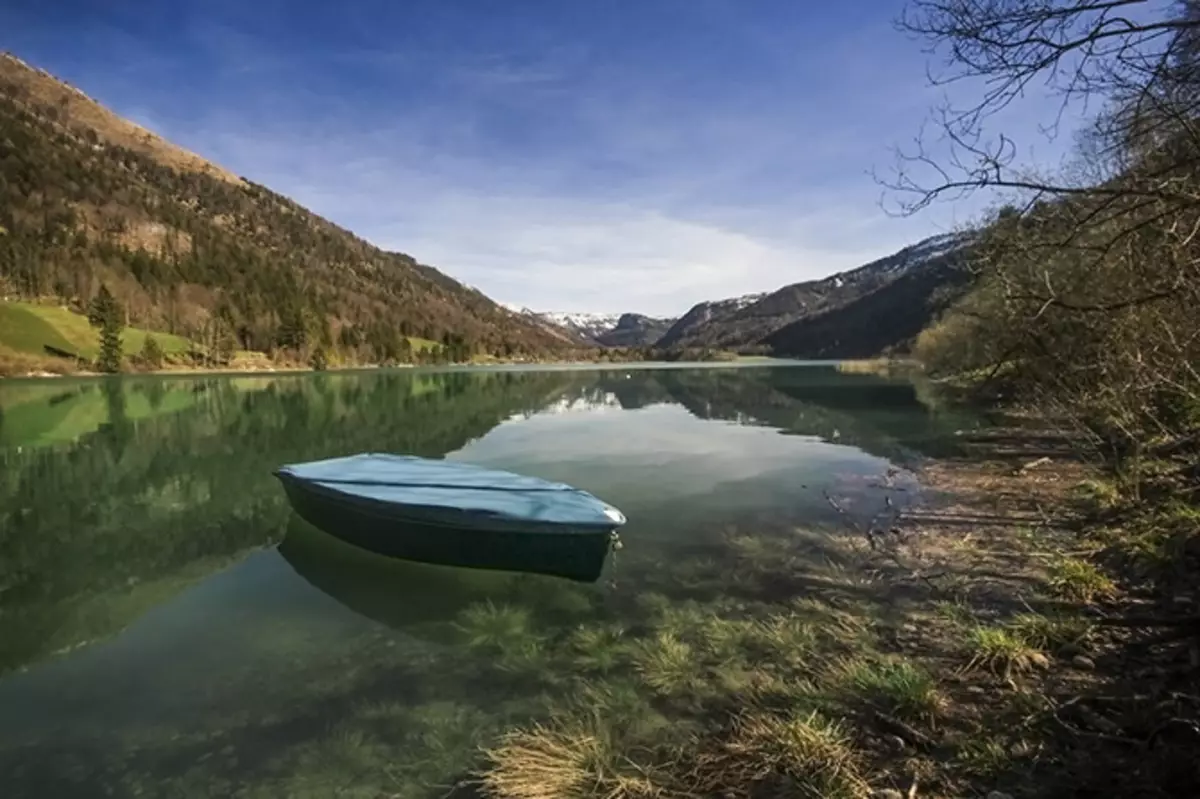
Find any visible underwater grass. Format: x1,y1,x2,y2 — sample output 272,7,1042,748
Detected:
742,614,819,668
692,710,871,799
631,631,707,699
567,624,632,674
455,601,538,651
479,710,668,799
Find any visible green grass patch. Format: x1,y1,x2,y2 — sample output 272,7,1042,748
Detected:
833,657,942,722
407,336,439,353
1047,557,1117,603
1074,478,1123,514
0,301,190,361
932,599,977,626
963,625,1048,679
955,736,1015,778
566,624,631,674
1009,612,1093,653
0,303,79,355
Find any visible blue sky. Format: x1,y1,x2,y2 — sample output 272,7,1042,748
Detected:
4,0,1083,315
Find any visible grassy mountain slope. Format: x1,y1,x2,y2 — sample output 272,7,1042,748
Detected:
0,52,578,364
655,233,972,357
0,301,191,359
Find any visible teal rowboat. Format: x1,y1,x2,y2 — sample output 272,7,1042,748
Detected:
273,453,627,582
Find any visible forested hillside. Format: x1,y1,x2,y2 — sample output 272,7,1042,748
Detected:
0,52,577,367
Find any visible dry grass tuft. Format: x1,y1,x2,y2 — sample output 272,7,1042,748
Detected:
691,710,871,799
479,713,665,799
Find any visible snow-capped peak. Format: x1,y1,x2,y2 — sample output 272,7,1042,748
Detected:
539,311,623,330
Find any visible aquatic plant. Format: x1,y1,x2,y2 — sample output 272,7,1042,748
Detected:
648,600,711,643
567,623,631,673
479,711,667,799
455,601,537,651
494,636,552,677
631,631,707,698
691,710,871,799
572,679,679,742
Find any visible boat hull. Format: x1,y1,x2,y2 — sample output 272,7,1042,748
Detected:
275,473,616,582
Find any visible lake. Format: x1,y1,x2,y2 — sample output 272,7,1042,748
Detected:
0,362,980,798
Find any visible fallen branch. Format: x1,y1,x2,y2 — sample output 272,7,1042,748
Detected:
871,709,936,751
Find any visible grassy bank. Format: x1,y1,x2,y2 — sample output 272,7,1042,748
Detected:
0,301,192,359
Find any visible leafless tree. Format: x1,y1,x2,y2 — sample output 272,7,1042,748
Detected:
881,0,1200,216
894,0,1200,487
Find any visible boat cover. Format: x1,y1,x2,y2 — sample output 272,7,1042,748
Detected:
276,453,626,531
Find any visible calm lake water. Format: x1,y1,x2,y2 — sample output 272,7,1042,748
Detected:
0,363,980,798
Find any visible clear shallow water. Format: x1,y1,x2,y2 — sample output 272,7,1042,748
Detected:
0,363,979,798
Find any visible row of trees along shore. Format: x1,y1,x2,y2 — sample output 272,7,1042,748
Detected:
884,0,1200,634
75,283,512,373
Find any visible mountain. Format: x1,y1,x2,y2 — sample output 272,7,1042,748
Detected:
763,241,972,358
654,293,767,350
538,311,624,341
502,306,676,347
0,52,578,365
654,233,973,356
594,313,676,347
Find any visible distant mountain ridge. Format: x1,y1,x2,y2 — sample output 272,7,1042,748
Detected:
506,231,973,357
653,232,974,357
503,306,677,347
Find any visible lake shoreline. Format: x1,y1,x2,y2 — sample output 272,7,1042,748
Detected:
0,354,817,381
475,419,1194,798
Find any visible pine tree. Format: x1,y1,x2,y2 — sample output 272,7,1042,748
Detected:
87,284,118,327
89,283,124,373
140,334,164,370
96,311,124,373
